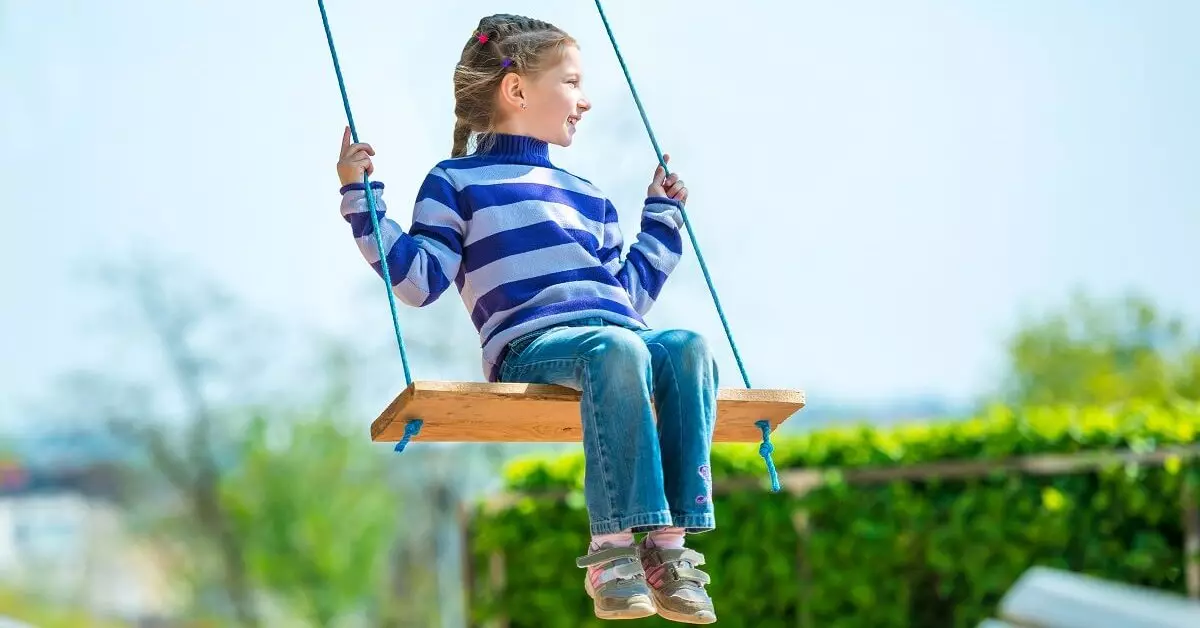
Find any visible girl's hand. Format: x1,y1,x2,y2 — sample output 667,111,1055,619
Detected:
337,125,376,186
646,153,688,205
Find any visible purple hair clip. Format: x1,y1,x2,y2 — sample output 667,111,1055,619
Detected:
501,57,512,68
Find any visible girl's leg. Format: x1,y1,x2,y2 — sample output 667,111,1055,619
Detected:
633,328,719,624
634,328,718,531
498,323,670,619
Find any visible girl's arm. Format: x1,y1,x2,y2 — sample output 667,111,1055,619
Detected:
598,196,685,315
339,168,466,307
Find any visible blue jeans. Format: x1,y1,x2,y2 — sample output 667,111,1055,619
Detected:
497,317,718,535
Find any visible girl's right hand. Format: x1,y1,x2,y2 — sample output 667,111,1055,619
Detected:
337,125,376,186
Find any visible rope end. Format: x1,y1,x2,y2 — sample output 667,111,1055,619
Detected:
394,419,423,453
755,419,781,493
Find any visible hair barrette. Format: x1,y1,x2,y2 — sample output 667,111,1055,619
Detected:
475,32,489,44
501,57,512,68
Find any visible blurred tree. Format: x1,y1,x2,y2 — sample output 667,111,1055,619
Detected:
60,257,265,627
217,338,402,627
1000,290,1200,406
220,413,398,626
37,251,566,626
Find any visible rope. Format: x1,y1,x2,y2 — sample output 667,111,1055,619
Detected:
595,0,781,491
317,0,413,387
395,419,424,453
318,0,781,481
592,0,752,391
755,420,781,493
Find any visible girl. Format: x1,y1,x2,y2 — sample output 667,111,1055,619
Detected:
336,13,717,624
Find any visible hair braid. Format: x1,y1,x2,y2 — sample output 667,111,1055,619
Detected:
450,14,576,157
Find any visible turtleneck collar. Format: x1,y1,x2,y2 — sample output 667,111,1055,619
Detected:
474,133,554,167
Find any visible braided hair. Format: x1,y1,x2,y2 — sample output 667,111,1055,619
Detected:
451,14,577,157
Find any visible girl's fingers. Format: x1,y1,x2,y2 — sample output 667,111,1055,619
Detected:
341,141,375,159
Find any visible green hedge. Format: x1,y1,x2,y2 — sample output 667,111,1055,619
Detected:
467,401,1200,628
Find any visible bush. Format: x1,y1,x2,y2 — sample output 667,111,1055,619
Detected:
467,400,1200,628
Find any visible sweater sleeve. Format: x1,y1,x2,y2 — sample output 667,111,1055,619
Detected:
339,168,466,307
598,196,685,315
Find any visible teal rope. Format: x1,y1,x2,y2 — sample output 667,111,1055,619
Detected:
593,0,752,391
593,0,780,489
755,420,781,492
317,0,413,388
595,0,782,492
395,419,424,453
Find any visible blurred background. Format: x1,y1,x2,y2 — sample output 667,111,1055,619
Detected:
1,0,1197,626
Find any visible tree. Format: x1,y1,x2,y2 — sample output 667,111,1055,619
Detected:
38,252,560,625
220,413,398,626
213,337,401,626
47,257,267,626
1000,290,1200,406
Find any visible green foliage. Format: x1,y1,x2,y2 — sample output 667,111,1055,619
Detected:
468,400,1200,628
220,412,399,625
1001,292,1200,406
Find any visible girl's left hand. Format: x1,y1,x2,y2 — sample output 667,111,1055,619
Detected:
647,153,688,205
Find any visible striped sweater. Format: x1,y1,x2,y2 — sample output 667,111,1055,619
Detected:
339,133,685,381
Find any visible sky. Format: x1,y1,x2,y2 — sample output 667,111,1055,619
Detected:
1,0,1198,429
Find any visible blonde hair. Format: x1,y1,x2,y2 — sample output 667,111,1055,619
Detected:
452,14,577,157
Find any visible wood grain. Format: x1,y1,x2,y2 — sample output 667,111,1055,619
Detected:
370,381,806,443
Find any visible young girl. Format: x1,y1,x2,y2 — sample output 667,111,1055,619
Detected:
336,13,717,624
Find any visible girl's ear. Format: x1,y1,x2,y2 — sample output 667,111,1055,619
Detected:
497,73,525,110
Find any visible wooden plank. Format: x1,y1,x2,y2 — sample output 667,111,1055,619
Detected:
370,380,806,443
997,566,1200,628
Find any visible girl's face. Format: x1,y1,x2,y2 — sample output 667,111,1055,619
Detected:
520,45,591,147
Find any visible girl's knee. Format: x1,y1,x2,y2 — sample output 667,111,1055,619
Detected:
585,327,651,368
658,329,712,367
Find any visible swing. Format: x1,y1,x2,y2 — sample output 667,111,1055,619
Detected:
316,0,806,491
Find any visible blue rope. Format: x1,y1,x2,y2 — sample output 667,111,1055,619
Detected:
395,419,424,453
317,0,413,388
593,0,752,391
755,420,781,493
594,1,783,491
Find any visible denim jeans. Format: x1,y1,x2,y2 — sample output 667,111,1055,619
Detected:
497,317,718,535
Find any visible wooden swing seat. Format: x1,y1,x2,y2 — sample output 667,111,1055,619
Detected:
370,381,806,443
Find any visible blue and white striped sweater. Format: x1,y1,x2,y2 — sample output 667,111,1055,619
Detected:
339,133,685,381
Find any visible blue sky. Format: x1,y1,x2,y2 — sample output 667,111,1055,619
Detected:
2,0,1197,429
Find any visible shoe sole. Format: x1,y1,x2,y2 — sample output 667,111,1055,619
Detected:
649,590,717,625
593,600,657,620
656,606,717,624
586,577,657,620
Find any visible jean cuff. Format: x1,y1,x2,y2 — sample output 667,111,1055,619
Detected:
590,510,673,535
672,512,716,534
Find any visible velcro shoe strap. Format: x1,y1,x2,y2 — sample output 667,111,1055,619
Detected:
657,548,706,566
576,545,639,568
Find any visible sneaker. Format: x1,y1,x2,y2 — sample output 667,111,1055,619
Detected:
637,538,717,624
576,544,657,620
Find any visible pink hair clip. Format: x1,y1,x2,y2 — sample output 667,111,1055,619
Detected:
476,32,489,44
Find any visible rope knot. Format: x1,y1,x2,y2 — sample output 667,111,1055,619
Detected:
395,418,424,453
754,419,781,493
